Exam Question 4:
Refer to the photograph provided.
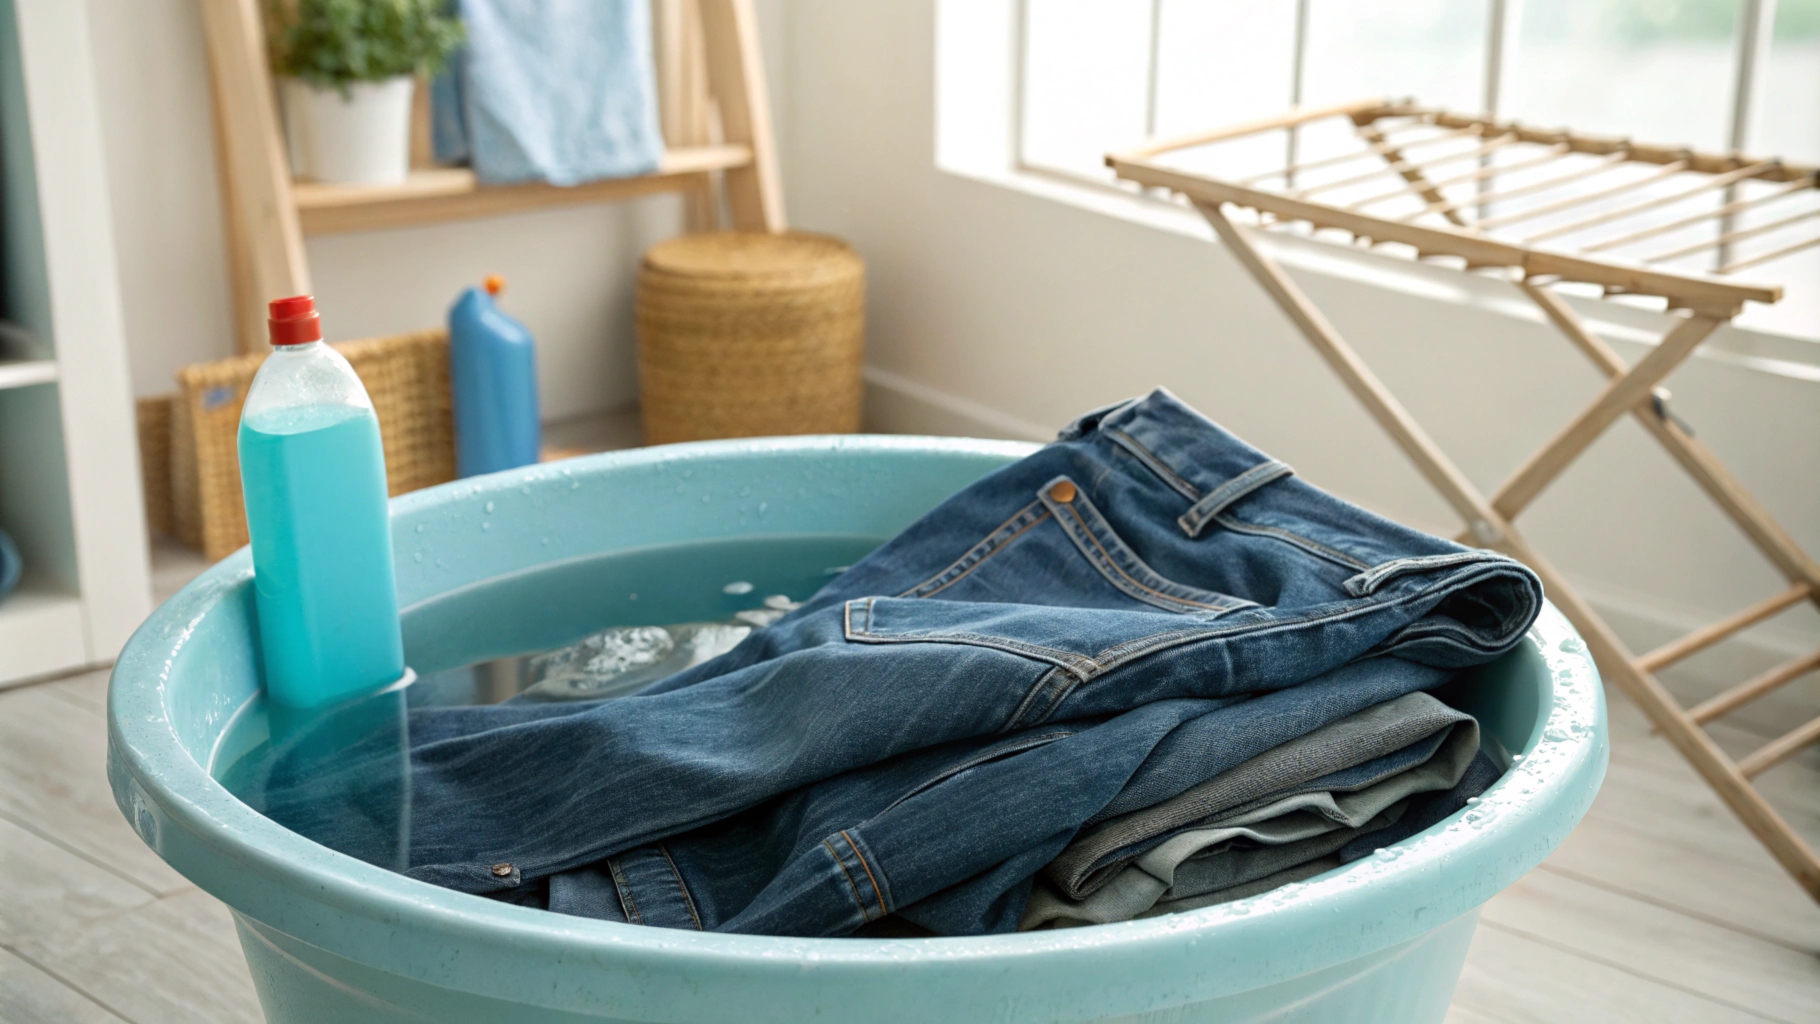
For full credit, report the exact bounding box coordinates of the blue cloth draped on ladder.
[433,0,664,185]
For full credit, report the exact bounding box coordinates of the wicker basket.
[170,328,456,560]
[136,395,176,539]
[636,231,865,444]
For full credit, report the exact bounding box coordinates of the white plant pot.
[282,76,414,185]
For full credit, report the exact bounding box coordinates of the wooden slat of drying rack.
[1109,99,1817,314]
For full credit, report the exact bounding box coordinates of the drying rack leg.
[1486,311,1722,520]
[1193,201,1510,545]
[1517,282,1820,593]
[1193,200,1820,901]
[1519,544,1820,899]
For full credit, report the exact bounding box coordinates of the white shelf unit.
[0,356,55,389]
[0,0,150,686]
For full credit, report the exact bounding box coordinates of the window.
[1013,0,1818,338]
[1503,0,1740,151]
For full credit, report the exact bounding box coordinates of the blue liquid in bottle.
[239,296,404,708]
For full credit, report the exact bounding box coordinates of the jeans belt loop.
[1177,460,1295,538]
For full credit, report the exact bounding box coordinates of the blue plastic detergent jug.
[237,295,405,709]
[448,276,541,477]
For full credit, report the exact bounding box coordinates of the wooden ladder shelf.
[199,0,784,352]
[1109,99,1820,902]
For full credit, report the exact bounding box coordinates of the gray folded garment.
[1026,692,1480,928]
[1141,857,1345,919]
[1022,713,1481,930]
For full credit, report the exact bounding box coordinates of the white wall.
[779,0,1820,723]
[82,0,229,398]
[84,0,790,424]
[79,0,1820,723]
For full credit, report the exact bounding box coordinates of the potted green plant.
[267,0,463,184]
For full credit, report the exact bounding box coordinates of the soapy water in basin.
[212,534,882,870]
[209,530,1521,919]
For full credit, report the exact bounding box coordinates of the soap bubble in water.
[519,623,752,702]
[723,581,754,595]
[736,595,801,628]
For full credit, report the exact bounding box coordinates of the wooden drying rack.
[1109,98,1820,901]
[200,0,784,353]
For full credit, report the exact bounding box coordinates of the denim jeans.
[262,389,1541,936]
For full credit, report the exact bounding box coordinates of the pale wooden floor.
[1,541,1817,1021]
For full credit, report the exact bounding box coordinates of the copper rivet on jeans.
[1050,481,1077,503]
[491,862,514,877]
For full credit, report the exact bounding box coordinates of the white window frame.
[1011,0,1784,270]
[934,0,1819,360]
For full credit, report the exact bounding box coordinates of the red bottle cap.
[268,295,323,346]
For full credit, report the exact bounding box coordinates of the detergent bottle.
[448,276,541,477]
[238,295,405,709]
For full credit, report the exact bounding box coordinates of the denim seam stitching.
[841,830,889,916]
[1389,619,1513,649]
[1210,513,1372,571]
[1346,552,1504,595]
[876,729,1074,814]
[846,600,1099,679]
[1007,667,1083,731]
[1178,460,1295,538]
[1005,667,1063,732]
[1104,426,1202,501]
[822,838,872,920]
[1084,606,1374,675]
[606,857,643,926]
[899,501,1053,599]
[1025,567,1521,724]
[866,566,1504,729]
[917,510,1051,599]
[1094,572,1480,668]
[1058,503,1233,613]
[656,844,703,931]
[1042,480,1250,615]
[853,630,1098,678]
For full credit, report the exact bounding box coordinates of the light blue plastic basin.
[107,436,1606,1024]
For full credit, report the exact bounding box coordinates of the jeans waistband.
[1071,389,1499,580]
[1073,390,1296,538]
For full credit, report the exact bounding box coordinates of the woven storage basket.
[637,231,865,444]
[171,328,456,560]
[137,395,176,539]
